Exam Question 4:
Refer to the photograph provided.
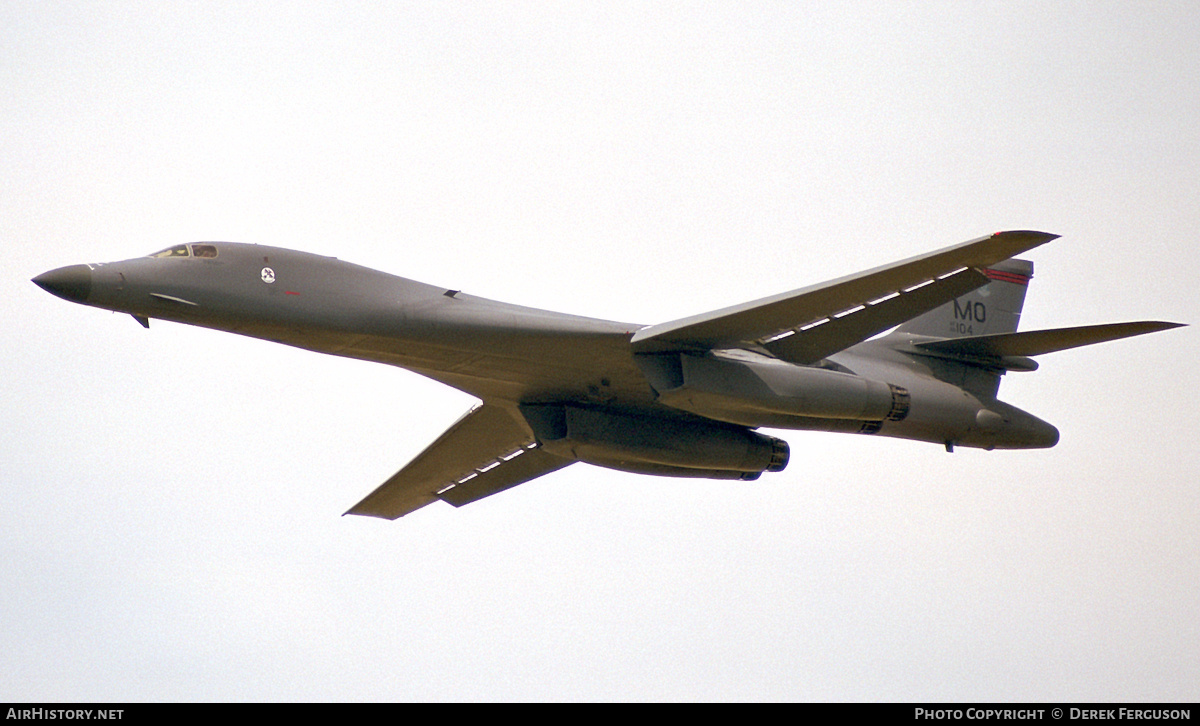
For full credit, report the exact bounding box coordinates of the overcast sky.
[3,2,1198,701]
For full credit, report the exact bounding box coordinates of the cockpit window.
[148,244,219,259]
[150,245,190,258]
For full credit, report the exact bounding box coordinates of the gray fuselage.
[34,242,1058,453]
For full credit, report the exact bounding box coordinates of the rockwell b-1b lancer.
[33,232,1182,519]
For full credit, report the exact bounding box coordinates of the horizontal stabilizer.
[345,404,572,519]
[913,321,1185,359]
[631,231,1058,355]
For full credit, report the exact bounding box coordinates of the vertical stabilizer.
[896,258,1032,339]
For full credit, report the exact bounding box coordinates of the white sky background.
[3,1,1198,701]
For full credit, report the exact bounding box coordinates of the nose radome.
[32,265,92,303]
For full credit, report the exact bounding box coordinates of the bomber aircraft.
[33,232,1182,519]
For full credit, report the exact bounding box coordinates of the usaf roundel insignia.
[261,267,276,284]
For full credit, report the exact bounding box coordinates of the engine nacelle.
[519,403,789,478]
[637,350,909,429]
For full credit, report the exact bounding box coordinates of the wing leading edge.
[345,404,573,519]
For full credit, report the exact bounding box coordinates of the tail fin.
[896,258,1032,339]
[891,257,1184,402]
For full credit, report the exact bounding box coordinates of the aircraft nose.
[32,264,92,303]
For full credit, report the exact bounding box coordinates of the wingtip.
[1151,321,1187,331]
[1121,320,1187,333]
[992,230,1060,243]
[342,506,403,520]
[966,231,1058,268]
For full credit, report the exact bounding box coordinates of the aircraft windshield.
[150,245,189,258]
[149,244,219,259]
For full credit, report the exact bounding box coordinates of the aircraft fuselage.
[34,241,1059,457]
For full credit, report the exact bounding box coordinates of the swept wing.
[346,404,573,519]
[630,231,1058,360]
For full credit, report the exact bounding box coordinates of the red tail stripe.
[983,269,1030,286]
